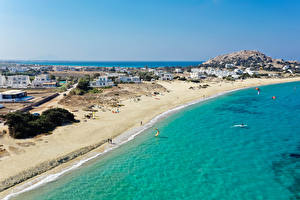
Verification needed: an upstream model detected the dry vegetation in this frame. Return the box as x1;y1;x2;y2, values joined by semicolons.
59;82;167;109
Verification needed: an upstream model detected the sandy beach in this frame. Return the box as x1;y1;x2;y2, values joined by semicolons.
1;77;300;198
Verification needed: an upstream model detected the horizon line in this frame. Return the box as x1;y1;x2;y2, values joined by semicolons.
0;59;204;62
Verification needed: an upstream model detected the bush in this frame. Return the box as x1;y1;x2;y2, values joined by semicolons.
241;73;251;79
251;74;261;78
77;78;90;92
88;88;103;94
191;80;200;83
225;76;235;81
138;72;158;81
5;108;76;139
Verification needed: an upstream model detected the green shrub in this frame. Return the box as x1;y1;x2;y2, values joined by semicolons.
191;80;200;83
77;78;90;91
4;108;76;139
88;88;103;94
138;72;158;81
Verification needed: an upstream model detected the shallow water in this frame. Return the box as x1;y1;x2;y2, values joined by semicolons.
13;82;300;200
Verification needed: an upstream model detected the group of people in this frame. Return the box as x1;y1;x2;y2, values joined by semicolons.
112;108;120;114
107;138;113;144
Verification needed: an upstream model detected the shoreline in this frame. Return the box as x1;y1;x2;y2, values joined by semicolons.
1;77;300;199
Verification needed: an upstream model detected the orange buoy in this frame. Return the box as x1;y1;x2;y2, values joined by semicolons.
255;87;259;90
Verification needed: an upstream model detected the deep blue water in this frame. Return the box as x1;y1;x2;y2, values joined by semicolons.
7;61;202;68
12;81;300;200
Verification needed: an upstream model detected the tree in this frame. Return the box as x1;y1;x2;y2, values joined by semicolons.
50;74;56;80
4;108;76;139
77;78;90;91
92;73;100;79
5;111;38;138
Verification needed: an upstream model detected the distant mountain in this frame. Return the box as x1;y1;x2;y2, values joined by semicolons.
202;50;299;70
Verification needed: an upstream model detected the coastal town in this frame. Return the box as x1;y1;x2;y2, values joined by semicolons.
0;50;299;100
1;50;300;198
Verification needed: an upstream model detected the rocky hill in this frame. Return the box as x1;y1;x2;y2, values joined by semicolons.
202;50;299;70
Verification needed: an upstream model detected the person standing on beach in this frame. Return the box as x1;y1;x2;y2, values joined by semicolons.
140;121;143;126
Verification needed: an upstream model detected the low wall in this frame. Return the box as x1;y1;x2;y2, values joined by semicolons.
19;93;59;112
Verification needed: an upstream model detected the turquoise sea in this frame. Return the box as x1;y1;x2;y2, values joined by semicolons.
8;61;202;68
11;82;300;200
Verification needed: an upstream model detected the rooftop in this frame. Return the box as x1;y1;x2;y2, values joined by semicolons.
43;82;56;85
0;90;26;95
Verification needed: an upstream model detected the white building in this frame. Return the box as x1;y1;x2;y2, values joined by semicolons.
282;65;291;71
225;64;235;69
174;68;183;73
234;69;243;75
117;76;141;83
0;66;8;71
231;74;241;79
32;74;51;87
31;66;52;71
114;67;128;73
154;71;174;81
245;68;258;76
191;68;201;73
0;90;32;102
8;66;29;73
6;75;31;88
159;73;173;81
190;72;206;79
90;76;114;87
53;66;69;71
0;75;7;87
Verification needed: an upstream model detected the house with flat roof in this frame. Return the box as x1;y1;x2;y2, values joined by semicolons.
190;72;207;80
32;74;51;86
0;90;33;102
90;76;114;87
174;68;183;73
32;74;57;87
8;66;29;73
6;75;31;88
0;75;7;87
154;71;174;81
117;76;141;83
159;73;174;81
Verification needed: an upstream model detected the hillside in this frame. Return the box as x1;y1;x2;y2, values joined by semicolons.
203;50;299;70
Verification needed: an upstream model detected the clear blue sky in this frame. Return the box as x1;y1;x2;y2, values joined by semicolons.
0;0;299;61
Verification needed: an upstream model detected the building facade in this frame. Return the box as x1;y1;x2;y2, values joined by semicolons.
0;90;31;102
90;76;114;87
5;75;31;88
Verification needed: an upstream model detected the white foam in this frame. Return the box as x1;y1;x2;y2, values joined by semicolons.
3;87;247;200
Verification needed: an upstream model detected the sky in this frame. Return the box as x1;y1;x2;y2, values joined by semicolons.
0;0;299;61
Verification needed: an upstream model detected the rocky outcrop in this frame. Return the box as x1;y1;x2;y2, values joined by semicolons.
202;50;300;72
204;50;273;67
